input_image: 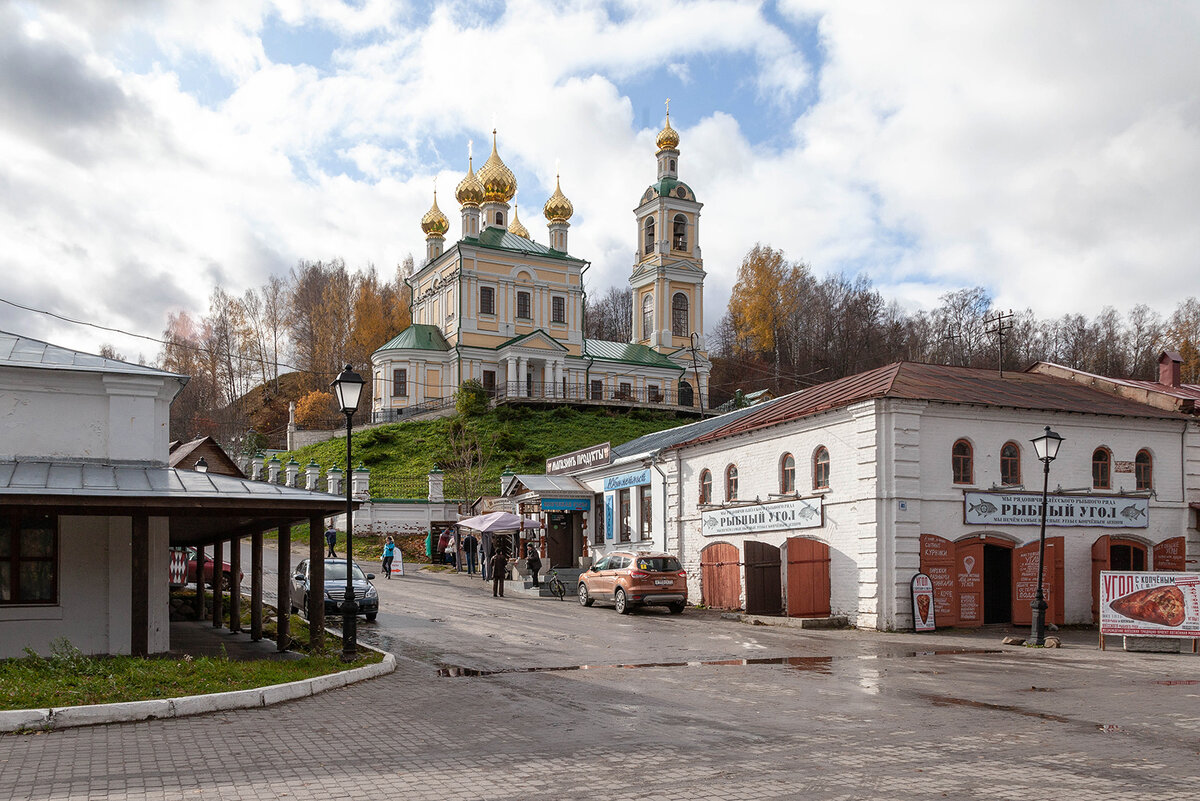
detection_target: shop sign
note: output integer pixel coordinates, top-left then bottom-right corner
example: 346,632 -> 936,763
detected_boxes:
541,497 -> 591,511
700,497 -> 822,537
605,493 -> 615,540
546,442 -> 612,475
964,491 -> 1148,528
911,572 -> 935,632
1099,571 -> 1200,637
603,469 -> 651,491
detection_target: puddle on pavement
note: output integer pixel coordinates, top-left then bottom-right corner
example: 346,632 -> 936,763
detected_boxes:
918,693 -> 1073,723
437,648 -> 1001,678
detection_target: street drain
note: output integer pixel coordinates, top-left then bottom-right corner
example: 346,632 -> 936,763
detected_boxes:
437,648 -> 1002,678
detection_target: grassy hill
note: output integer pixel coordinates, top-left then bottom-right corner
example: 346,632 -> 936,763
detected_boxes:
281,405 -> 691,498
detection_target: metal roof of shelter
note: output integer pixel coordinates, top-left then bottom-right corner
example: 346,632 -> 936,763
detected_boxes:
0,330 -> 184,380
0,460 -> 352,546
505,474 -> 592,497
681,361 -> 1192,449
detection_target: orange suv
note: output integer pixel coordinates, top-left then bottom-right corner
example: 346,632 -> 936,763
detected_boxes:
577,550 -> 687,615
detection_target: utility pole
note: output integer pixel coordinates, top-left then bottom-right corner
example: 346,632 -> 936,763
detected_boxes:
985,310 -> 1015,377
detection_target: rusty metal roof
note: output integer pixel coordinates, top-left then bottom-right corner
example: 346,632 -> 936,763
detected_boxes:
680,362 -> 1190,448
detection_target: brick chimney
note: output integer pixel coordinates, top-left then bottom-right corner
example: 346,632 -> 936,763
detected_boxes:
1158,351 -> 1183,388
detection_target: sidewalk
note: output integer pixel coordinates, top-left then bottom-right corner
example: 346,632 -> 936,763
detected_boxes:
169,620 -> 304,661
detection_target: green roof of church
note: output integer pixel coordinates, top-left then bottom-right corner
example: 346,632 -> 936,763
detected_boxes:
646,177 -> 696,201
462,226 -> 581,261
374,324 -> 451,354
584,340 -> 683,370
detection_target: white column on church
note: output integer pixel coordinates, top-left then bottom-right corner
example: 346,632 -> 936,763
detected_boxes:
517,357 -> 528,397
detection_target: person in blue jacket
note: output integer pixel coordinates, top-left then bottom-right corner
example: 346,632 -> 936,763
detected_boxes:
381,536 -> 395,579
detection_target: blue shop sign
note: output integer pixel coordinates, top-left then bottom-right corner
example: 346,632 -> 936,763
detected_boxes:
603,469 -> 652,491
541,497 -> 591,511
605,493 -> 615,540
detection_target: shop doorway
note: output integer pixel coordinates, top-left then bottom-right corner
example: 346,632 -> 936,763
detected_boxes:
546,512 -> 573,568
1091,535 -> 1148,622
744,540 -> 782,616
782,537 -> 831,618
982,543 -> 1012,624
700,542 -> 741,610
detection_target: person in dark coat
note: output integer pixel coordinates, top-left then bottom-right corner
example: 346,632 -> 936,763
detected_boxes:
525,543 -> 542,587
324,526 -> 337,557
490,547 -> 509,598
462,531 -> 479,575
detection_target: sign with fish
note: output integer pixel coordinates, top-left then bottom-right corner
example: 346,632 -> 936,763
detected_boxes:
1099,572 -> 1200,637
701,497 -> 822,537
963,491 -> 1149,528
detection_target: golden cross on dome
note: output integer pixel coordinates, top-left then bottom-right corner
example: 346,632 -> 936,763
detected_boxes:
665,98 -> 670,118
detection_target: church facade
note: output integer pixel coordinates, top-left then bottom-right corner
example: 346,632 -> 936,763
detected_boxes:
371,111 -> 711,421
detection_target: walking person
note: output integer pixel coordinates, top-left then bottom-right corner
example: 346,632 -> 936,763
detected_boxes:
526,543 -> 542,587
490,546 -> 509,598
381,535 -> 395,579
325,525 -> 337,557
462,531 -> 479,575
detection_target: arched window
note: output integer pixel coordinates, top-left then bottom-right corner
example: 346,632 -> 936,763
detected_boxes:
952,439 -> 973,484
699,469 -> 712,504
1000,442 -> 1021,486
1093,448 -> 1112,489
672,214 -> 688,250
1135,449 -> 1152,491
672,292 -> 689,337
678,379 -> 694,407
643,217 -> 655,254
641,294 -> 654,339
813,446 -> 830,490
725,465 -> 738,502
780,454 -> 795,494
495,211 -> 503,225
669,158 -> 676,172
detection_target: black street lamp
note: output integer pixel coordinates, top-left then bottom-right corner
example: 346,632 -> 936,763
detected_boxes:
1029,425 -> 1064,646
331,364 -> 365,661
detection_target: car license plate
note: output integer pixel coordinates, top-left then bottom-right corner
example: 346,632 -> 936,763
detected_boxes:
654,579 -> 673,585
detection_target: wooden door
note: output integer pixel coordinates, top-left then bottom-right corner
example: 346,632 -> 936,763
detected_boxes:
955,540 -> 985,627
782,537 -> 831,617
1091,535 -> 1110,623
1012,537 -> 1064,626
744,541 -> 782,616
700,542 -> 742,610
546,513 -> 572,569
1154,537 -> 1186,571
920,534 -> 957,627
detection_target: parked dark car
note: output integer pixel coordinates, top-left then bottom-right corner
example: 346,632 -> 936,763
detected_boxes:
289,558 -> 379,622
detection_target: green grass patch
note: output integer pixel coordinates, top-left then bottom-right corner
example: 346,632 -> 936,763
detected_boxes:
0,638 -> 382,711
280,405 -> 689,493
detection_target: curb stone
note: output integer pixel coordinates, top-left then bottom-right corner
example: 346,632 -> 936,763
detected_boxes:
0,651 -> 396,734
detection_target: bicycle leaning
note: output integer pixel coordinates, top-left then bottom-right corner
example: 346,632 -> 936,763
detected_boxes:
545,566 -> 567,600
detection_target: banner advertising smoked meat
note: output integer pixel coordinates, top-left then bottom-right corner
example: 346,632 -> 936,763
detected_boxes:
1099,571 -> 1200,638
911,572 -> 935,632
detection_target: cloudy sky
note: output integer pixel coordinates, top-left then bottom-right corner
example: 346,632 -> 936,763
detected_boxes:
3,0 -> 1199,359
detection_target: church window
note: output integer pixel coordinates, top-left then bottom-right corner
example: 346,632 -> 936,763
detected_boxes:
517,291 -> 531,320
644,217 -> 655,254
495,211 -> 503,225
671,293 -> 689,337
669,158 -> 676,172
480,286 -> 495,316
590,379 -> 603,400
552,296 -> 566,324
672,214 -> 687,250
642,294 -> 654,339
392,369 -> 407,398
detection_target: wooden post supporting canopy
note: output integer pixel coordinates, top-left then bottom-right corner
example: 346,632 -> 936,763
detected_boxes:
250,530 -> 263,641
131,513 -> 150,657
309,515 -> 325,651
277,524 -> 291,651
212,538 -> 223,628
194,545 -> 206,621
229,535 -> 242,632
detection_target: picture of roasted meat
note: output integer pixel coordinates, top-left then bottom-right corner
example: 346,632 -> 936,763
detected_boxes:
1110,585 -> 1186,627
916,594 -> 931,622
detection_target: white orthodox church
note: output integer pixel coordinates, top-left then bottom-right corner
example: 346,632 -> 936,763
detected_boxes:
370,110 -> 711,421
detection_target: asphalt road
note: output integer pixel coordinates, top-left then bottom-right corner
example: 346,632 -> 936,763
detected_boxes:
4,552 -> 1200,801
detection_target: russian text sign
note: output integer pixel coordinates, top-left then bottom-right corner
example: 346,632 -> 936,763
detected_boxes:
964,491 -> 1148,528
1099,571 -> 1200,637
546,442 -> 612,475
701,497 -> 822,537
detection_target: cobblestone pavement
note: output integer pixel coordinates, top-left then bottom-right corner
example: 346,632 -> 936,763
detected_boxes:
3,565 -> 1200,800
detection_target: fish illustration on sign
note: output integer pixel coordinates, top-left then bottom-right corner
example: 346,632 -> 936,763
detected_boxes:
796,505 -> 818,520
968,500 -> 997,516
1119,504 -> 1146,520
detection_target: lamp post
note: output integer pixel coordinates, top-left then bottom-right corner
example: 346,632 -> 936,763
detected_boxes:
1029,425 -> 1064,646
331,364 -> 365,661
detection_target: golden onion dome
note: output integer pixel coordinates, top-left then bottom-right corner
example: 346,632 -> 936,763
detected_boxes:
542,174 -> 574,223
455,156 -> 484,207
420,191 -> 449,237
507,205 -> 530,239
656,107 -> 680,152
477,130 -> 517,203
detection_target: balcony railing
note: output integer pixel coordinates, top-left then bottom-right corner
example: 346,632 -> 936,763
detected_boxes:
493,381 -> 695,408
371,395 -> 457,424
